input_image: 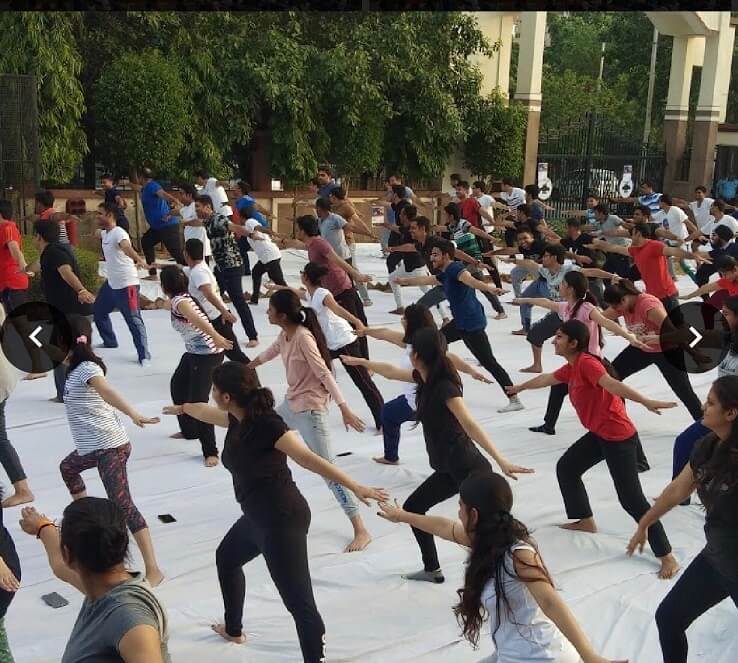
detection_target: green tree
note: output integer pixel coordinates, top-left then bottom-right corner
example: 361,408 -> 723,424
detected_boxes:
463,93 -> 527,180
93,50 -> 188,176
0,13 -> 87,183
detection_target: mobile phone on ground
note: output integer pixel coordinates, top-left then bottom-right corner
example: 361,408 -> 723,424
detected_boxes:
158,514 -> 176,524
42,592 -> 69,609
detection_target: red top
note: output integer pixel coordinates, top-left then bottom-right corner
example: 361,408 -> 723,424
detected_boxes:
0,221 -> 28,291
553,353 -> 637,441
716,277 -> 738,297
38,207 -> 78,246
628,240 -> 677,299
307,237 -> 351,296
458,197 -> 482,228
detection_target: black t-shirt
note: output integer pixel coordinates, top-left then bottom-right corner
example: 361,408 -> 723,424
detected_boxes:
40,243 -> 93,316
104,187 -> 129,229
415,237 -> 437,274
561,232 -> 600,265
388,225 -> 424,273
690,433 -> 738,581
221,412 -> 308,525
520,238 -> 547,262
415,374 -> 487,473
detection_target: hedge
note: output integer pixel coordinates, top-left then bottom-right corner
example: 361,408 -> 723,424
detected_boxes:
21,236 -> 102,302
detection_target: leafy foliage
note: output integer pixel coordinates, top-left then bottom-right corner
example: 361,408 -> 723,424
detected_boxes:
93,50 -> 188,177
0,13 -> 87,183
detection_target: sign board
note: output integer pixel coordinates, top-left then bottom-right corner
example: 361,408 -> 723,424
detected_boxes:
537,162 -> 552,201
618,165 -> 633,198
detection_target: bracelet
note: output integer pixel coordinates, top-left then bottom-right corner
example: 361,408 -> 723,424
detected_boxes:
36,520 -> 56,539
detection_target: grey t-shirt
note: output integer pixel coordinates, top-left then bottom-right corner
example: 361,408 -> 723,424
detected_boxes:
593,214 -> 629,246
62,574 -> 170,663
319,212 -> 351,258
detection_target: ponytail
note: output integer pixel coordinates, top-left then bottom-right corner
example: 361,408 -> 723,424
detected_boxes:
268,289 -> 333,371
66,315 -> 106,376
211,361 -> 272,427
603,279 -> 642,306
564,271 -> 603,348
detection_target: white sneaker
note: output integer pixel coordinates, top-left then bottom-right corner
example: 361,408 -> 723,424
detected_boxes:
363,299 -> 374,307
138,359 -> 152,369
497,398 -> 524,413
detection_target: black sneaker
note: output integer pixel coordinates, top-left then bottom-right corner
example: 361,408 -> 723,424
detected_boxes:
637,460 -> 651,473
529,424 -> 555,435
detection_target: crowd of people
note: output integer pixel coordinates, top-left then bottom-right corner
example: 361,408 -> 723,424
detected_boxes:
0,170 -> 736,663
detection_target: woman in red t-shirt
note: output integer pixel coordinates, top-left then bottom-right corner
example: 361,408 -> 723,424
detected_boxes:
678,255 -> 738,312
507,319 -> 680,579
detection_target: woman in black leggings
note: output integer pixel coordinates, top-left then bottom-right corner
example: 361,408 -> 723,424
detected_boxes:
163,361 -> 387,661
0,489 -> 20,660
508,319 -> 680,579
601,280 -> 704,421
628,375 -> 738,663
342,327 -> 533,583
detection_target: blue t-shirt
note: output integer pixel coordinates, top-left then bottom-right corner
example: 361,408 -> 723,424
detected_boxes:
436,261 -> 486,332
236,197 -> 268,227
638,192 -> 663,214
141,181 -> 176,229
718,178 -> 738,201
235,195 -> 255,211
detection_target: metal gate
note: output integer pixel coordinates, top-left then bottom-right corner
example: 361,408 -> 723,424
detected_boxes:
537,112 -> 664,222
0,74 -> 40,217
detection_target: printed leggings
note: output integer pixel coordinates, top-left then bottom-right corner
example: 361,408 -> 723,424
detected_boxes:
59,443 -> 146,533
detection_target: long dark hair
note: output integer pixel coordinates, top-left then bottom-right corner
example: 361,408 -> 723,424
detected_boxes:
694,375 -> 738,511
302,261 -> 329,287
563,271 -> 602,348
453,471 -> 551,648
724,295 -> 738,355
160,264 -> 189,297
211,361 -> 270,427
603,279 -> 642,306
269,289 -> 333,371
402,303 -> 435,345
61,497 -> 129,573
412,327 -> 461,420
67,316 -> 106,376
558,319 -> 618,379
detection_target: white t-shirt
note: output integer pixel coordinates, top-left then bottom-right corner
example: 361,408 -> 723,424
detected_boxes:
475,193 -> 494,209
101,226 -> 139,290
400,345 -> 417,411
660,205 -> 688,243
500,187 -> 526,211
701,214 -> 738,237
64,362 -> 130,456
181,202 -> 212,256
689,198 -> 715,228
203,178 -> 233,217
481,542 -> 579,663
243,219 -> 281,264
184,262 -> 221,321
308,287 -> 355,351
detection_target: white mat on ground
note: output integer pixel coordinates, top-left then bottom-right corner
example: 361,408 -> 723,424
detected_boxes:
5,245 -> 734,662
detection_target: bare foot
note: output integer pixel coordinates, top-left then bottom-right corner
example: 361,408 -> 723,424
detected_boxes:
511,329 -> 527,336
170,432 -> 185,439
48,396 -> 63,403
494,312 -> 508,320
211,624 -> 246,644
23,372 -> 47,381
1,491 -> 34,508
204,456 -> 219,467
519,365 -> 542,373
146,569 -> 165,587
246,339 -> 259,349
345,530 -> 372,552
658,554 -> 680,580
373,456 -> 399,465
559,518 -> 597,533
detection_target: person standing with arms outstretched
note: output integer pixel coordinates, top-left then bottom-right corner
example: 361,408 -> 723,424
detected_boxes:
93,202 -> 151,366
131,168 -> 185,280
342,327 -> 533,583
395,238 -> 523,413
627,375 -> 738,663
507,319 -> 680,579
59,317 -> 164,586
378,471 -> 627,663
248,289 -> 376,552
164,361 -> 387,660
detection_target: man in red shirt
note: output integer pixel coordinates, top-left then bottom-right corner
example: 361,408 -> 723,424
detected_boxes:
0,199 -> 29,311
282,215 -> 373,357
34,190 -> 79,247
454,181 -> 495,229
590,222 -> 710,313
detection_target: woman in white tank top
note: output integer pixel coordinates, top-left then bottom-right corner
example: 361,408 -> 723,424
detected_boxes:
378,471 -> 626,663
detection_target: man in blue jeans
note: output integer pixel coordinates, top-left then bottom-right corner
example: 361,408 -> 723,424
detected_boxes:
93,202 -> 150,365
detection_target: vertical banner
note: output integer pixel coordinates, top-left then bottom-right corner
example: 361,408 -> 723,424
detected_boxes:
537,162 -> 552,200
371,205 -> 385,225
619,165 -> 633,198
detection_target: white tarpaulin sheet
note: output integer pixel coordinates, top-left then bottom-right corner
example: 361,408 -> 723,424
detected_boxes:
4,246 -> 734,662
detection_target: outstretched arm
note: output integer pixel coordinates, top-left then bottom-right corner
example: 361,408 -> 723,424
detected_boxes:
339,356 -> 414,382
596,373 -> 676,413
162,402 -> 230,428
512,297 -> 559,312
457,268 -> 507,296
506,373 -> 561,395
377,502 -> 471,547
88,375 -> 159,427
587,239 -> 630,256
357,326 -> 406,347
679,281 -> 718,300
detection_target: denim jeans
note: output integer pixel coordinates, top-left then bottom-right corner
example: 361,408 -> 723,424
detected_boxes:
381,395 -> 416,462
519,278 -> 552,331
510,265 -> 530,298
276,401 -> 359,519
93,282 -> 149,362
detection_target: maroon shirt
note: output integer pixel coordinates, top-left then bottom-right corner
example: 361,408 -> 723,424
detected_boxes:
307,237 -> 351,295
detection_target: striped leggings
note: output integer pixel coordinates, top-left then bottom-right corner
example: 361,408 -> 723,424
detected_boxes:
59,443 -> 147,533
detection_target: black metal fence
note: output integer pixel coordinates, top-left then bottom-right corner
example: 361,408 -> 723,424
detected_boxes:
538,113 -> 665,222
0,74 -> 40,217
